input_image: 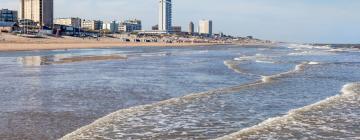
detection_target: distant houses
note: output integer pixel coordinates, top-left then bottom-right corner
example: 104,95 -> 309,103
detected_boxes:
0,9 -> 18,22
119,19 -> 142,33
0,21 -> 19,32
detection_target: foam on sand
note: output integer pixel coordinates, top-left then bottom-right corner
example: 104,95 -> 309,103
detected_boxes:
217,82 -> 360,140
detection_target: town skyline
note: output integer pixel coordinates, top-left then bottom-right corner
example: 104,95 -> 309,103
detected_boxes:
2,0 -> 360,43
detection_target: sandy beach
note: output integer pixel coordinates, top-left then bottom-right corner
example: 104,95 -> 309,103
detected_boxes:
0,33 -> 229,52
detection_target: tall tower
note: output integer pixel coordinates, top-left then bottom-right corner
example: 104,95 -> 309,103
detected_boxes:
20,0 -> 54,27
199,20 -> 213,36
189,21 -> 194,34
159,0 -> 172,32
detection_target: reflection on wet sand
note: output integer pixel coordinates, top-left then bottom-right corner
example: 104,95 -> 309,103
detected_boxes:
18,54 -> 127,66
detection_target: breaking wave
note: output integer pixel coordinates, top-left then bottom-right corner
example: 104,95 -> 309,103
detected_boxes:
223,60 -> 252,75
261,61 -> 320,83
217,82 -> 360,140
61,59 -> 319,140
287,44 -> 332,50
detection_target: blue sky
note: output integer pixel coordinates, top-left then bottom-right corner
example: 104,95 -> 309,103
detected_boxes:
2,0 -> 360,43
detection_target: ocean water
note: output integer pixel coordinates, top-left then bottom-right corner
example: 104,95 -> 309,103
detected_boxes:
0,44 -> 359,139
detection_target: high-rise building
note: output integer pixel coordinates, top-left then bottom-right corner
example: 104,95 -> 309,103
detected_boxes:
152,24 -> 159,31
20,0 -> 54,27
0,9 -> 18,22
199,20 -> 213,36
119,19 -> 142,33
103,21 -> 119,33
54,18 -> 81,28
81,20 -> 103,31
159,0 -> 172,32
188,21 -> 194,34
172,26 -> 181,33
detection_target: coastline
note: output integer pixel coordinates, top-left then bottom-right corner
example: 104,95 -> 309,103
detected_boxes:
0,33 -> 274,52
0,42 -> 227,52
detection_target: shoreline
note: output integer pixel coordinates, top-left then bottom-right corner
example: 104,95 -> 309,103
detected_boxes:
0,42 -> 229,52
0,33 -> 275,52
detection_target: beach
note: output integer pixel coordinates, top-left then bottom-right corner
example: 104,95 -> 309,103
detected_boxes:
0,33 -> 276,52
0,33 -> 233,52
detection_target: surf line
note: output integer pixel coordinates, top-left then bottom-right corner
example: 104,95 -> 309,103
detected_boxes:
61,61 -> 318,139
216,82 -> 360,140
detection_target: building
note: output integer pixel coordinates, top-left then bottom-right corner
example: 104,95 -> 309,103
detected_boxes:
54,18 -> 81,28
0,9 -> 18,22
152,24 -> 159,31
0,21 -> 19,32
20,0 -> 54,27
119,19 -> 142,33
53,24 -> 81,36
159,0 -> 172,32
199,20 -> 213,36
102,21 -> 119,33
188,21 -> 194,34
172,26 -> 181,33
81,20 -> 102,31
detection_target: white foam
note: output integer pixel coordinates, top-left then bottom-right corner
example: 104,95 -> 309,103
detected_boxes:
62,61 -> 316,140
255,60 -> 275,64
224,60 -> 247,74
261,62 -> 309,83
288,51 -> 333,56
287,44 -> 331,50
216,82 -> 360,140
233,54 -> 276,65
308,61 -> 320,65
328,48 -> 360,53
341,83 -> 360,95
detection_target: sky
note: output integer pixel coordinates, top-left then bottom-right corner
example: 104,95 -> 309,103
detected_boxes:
2,0 -> 360,44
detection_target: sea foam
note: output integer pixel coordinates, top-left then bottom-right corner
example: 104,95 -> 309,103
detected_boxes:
216,82 -> 360,140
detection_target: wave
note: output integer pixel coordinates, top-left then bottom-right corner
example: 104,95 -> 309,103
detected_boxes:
328,48 -> 360,53
286,44 -> 336,56
223,60 -> 252,75
287,44 -> 332,50
216,82 -> 360,140
261,61 -> 320,83
287,51 -> 334,56
61,61 -> 318,139
233,54 -> 275,63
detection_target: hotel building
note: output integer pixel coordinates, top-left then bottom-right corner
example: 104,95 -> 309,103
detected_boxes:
20,0 -> 54,27
103,21 -> 119,33
81,20 -> 103,31
159,0 -> 172,32
188,21 -> 194,34
199,20 -> 213,36
54,18 -> 81,28
0,9 -> 18,22
119,19 -> 142,33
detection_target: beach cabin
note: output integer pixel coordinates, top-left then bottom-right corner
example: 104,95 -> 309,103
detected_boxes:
0,21 -> 18,33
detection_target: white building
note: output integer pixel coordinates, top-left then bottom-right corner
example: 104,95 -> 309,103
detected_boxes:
159,0 -> 172,32
199,20 -> 213,36
119,19 -> 142,33
81,20 -> 102,31
103,21 -> 119,33
20,0 -> 54,27
54,18 -> 81,28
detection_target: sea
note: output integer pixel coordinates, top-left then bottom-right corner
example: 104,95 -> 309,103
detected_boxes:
0,44 -> 359,140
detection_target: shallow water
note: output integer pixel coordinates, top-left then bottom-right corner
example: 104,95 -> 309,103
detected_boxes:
0,45 -> 359,140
